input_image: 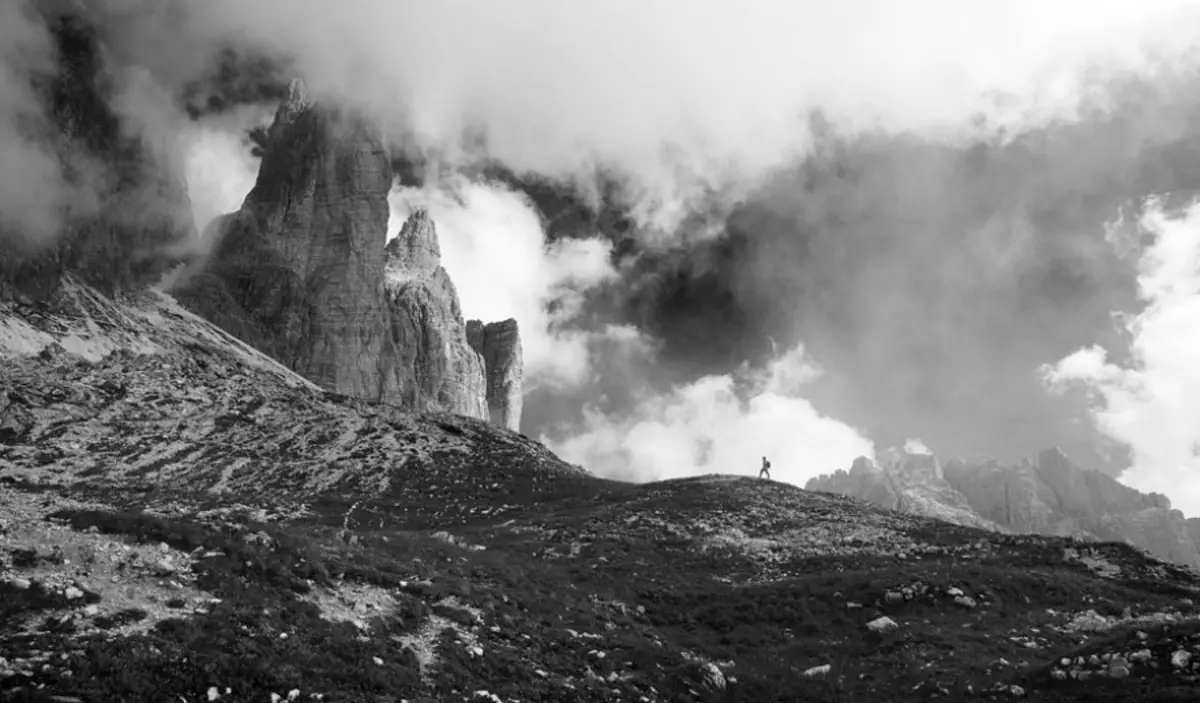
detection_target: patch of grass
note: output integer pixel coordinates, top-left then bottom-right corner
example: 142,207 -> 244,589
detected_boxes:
10,508 -> 427,702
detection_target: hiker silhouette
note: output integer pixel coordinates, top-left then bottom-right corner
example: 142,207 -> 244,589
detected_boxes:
759,456 -> 771,479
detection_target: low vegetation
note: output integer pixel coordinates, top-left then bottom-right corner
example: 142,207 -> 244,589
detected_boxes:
3,475 -> 1200,702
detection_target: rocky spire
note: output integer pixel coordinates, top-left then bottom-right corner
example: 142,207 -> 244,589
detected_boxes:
385,209 -> 443,280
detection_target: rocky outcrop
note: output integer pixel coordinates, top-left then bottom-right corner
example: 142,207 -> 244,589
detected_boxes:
466,319 -> 523,432
173,80 -> 522,426
806,452 -> 1000,530
809,447 -> 1200,569
942,457 -> 1068,534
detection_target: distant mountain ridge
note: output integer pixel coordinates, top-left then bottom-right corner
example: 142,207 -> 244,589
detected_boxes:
807,447 -> 1200,569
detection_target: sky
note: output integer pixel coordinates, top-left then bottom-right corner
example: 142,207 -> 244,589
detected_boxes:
8,0 -> 1200,515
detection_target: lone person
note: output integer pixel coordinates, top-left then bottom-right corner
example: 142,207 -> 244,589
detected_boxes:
759,456 -> 771,480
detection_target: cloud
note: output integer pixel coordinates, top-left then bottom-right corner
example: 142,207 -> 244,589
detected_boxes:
1042,197 -> 1200,517
182,0 -> 1200,234
545,344 -> 875,484
0,1 -> 201,263
181,105 -> 273,237
387,176 -> 647,391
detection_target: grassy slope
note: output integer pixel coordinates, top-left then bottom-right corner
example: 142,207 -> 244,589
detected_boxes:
3,473 -> 1200,703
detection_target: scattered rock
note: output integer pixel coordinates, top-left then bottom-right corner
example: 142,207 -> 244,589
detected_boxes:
867,616 -> 899,632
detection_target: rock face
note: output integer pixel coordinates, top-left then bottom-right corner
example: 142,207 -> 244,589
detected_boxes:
807,452 -> 1000,530
383,211 -> 488,419
808,447 -> 1200,569
173,80 -> 522,426
466,319 -> 524,431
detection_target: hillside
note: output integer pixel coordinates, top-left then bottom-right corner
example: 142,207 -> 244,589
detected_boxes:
3,281 -> 1200,703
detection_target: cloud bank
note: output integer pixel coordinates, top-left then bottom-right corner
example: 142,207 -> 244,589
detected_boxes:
546,344 -> 875,483
187,0 -> 1200,233
0,0 -> 61,244
1044,198 -> 1200,517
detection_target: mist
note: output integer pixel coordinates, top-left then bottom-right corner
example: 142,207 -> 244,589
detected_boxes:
183,0 -> 1200,232
0,0 -> 74,244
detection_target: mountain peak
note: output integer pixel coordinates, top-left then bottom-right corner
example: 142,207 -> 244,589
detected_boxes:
385,209 -> 443,279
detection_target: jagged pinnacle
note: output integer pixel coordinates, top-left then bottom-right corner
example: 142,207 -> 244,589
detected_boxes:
385,209 -> 442,277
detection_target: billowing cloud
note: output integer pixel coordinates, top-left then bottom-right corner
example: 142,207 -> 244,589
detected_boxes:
1043,197 -> 1200,516
180,105 -> 273,237
545,344 -> 875,484
179,0 -> 1200,233
0,0 -> 69,244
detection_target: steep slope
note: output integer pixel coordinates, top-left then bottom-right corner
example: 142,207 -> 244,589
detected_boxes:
0,278 -> 576,522
4,285 -> 1200,703
809,448 -> 1200,570
172,80 -> 522,426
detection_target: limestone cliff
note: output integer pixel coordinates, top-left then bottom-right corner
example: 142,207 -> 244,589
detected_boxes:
466,318 -> 524,431
173,80 -> 520,425
383,210 -> 488,419
808,447 -> 1200,569
806,452 -> 1000,530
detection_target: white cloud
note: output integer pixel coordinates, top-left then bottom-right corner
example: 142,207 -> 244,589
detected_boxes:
388,177 -> 642,390
1043,197 -> 1200,517
546,344 -> 875,484
186,0 -> 1200,234
181,106 -> 271,237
